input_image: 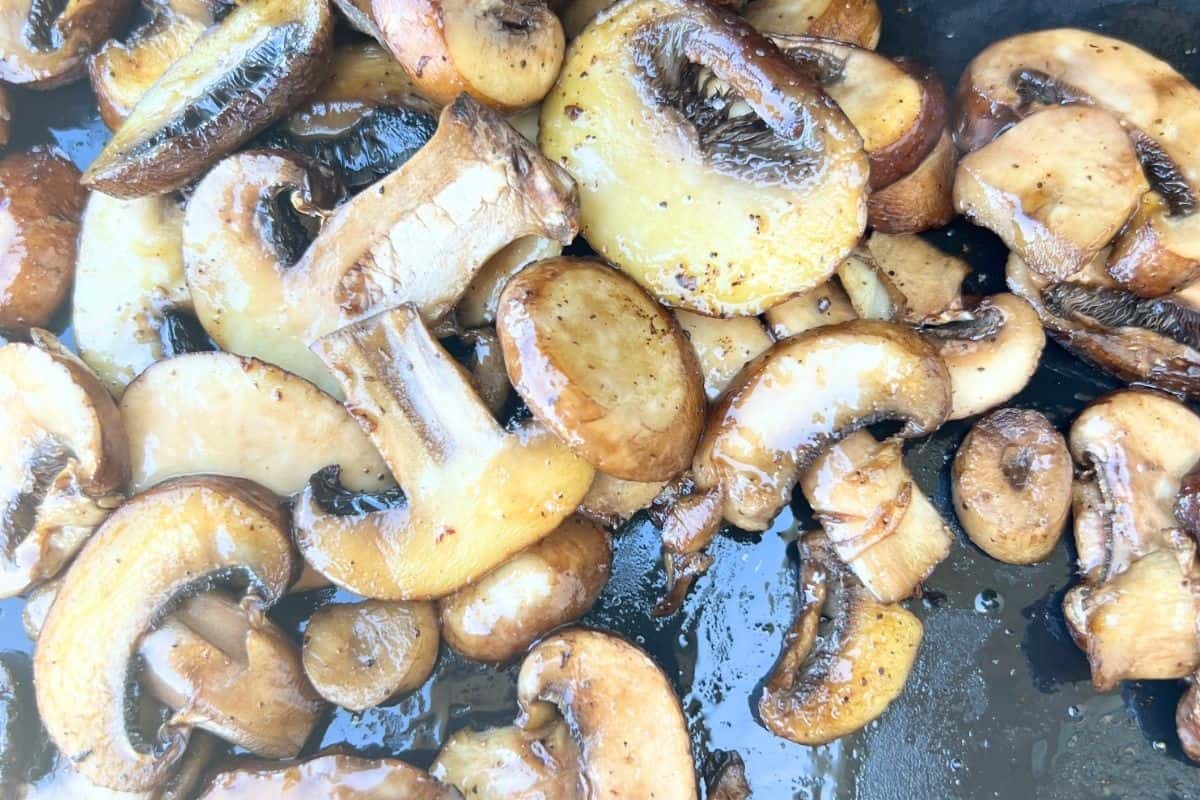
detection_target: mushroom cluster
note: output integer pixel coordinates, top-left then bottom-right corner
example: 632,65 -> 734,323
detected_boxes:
1,0 -> 1199,793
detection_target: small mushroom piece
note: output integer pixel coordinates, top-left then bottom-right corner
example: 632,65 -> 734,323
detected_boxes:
674,311 -> 774,402
1178,679 -> 1200,762
1175,461 -> 1200,538
198,755 -> 462,799
0,148 -> 87,331
951,408 -> 1071,564
119,352 -> 391,495
954,105 -> 1147,281
650,479 -> 724,616
296,305 -> 594,600
836,250 -> 907,322
0,86 -> 9,146
456,237 -> 563,329
577,472 -> 666,528
764,280 -> 857,338
0,0 -> 131,87
742,0 -> 880,47
867,130 -> 957,234
704,751 -> 751,800
800,431 -> 953,603
452,328 -> 510,417
81,0 -> 334,197
497,257 -> 705,482
758,530 -> 923,745
34,476 -> 295,791
0,652 -> 45,789
540,0 -> 868,316
694,320 -> 951,531
0,333 -> 128,598
431,721 -> 582,800
302,600 -> 439,711
863,232 -> 970,323
440,516 -> 611,663
516,628 -> 697,799
22,732 -> 217,800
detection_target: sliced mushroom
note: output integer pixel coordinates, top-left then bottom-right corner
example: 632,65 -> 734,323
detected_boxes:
954,105 -> 1147,281
577,472 -> 666,528
704,751 -> 751,800
758,530 -> 922,744
650,478 -> 725,615
497,257 -> 705,481
0,86 -> 10,146
864,232 -> 969,323
0,652 -> 46,789
296,305 -> 594,600
868,130 -> 957,234
81,0 -> 334,197
516,628 -> 697,799
694,320 -> 951,531
0,0 -> 130,87
1179,679 -> 1200,762
119,352 -> 391,495
674,310 -> 774,402
22,732 -> 217,800
198,755 -> 462,799
742,0 -> 880,47
952,408 -> 1071,564
302,600 -> 439,711
440,515 -> 611,663
456,237 -> 562,329
836,250 -> 907,322
34,476 -> 295,791
185,96 -> 578,391
431,721 -> 582,800
540,0 -> 868,315
800,431 -> 953,603
764,280 -> 857,338
0,148 -> 87,330
0,332 -> 128,598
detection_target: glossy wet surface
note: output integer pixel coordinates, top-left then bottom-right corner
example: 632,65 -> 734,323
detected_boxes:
6,1 -> 1200,798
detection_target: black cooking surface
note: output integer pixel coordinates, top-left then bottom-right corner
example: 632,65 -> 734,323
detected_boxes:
7,1 -> 1200,798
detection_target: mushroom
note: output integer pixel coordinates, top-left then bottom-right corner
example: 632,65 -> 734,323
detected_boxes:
34,476 -> 298,791
1178,679 -> 1200,762
198,754 -> 462,799
539,0 -> 869,316
868,130 -> 957,234
861,232 -> 970,323
295,305 -> 594,600
758,530 -> 923,744
1175,461 -> 1200,539
450,328 -> 511,417
302,599 -> 439,711
184,96 -> 579,392
456,237 -> 563,329
119,352 -> 391,495
836,249 -> 908,322
22,733 -> 217,800
431,721 -> 582,799
704,751 -> 751,800
951,408 -> 1072,564
953,105 -> 1147,281
764,280 -> 857,338
693,319 -> 951,531
674,310 -> 774,402
649,477 -> 725,615
81,0 -> 334,197
0,332 -> 128,598
440,515 -> 611,663
0,148 -> 87,331
496,257 -> 705,482
576,473 -> 664,529
800,431 -> 954,603
0,0 -> 130,87
0,652 -> 46,789
515,628 -> 698,799
0,85 -> 9,146
742,0 -> 880,47
332,0 -> 563,111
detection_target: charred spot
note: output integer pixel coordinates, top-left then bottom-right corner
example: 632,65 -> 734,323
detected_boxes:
490,0 -> 540,34
257,184 -> 322,268
0,438 -> 69,554
1043,282 -> 1200,352
160,310 -> 218,357
22,0 -> 68,52
1131,133 -> 1196,217
309,465 -> 406,517
919,305 -> 1005,341
1012,68 -> 1090,109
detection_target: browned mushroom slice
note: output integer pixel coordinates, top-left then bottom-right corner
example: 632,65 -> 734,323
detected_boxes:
801,431 -> 953,603
674,311 -> 774,402
26,731 -> 218,799
836,250 -> 907,322
440,516 -> 611,663
456,237 -> 563,329
864,232 -> 969,323
578,472 -> 666,527
198,755 -> 462,799
868,130 -> 957,234
452,328 -> 510,417
952,408 -> 1071,564
764,280 -> 857,338
1179,679 -> 1200,763
759,531 -> 922,745
650,478 -> 724,616
0,148 -> 86,330
0,0 -> 131,87
954,106 -> 1147,281
540,0 -> 868,316
0,85 -> 10,146
743,0 -> 880,47
82,0 -> 333,197
431,721 -> 582,799
694,320 -> 951,531
498,257 -> 705,481
1175,461 -> 1200,539
705,751 -> 752,800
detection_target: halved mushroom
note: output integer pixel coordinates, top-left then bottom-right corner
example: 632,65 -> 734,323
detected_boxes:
540,0 -> 868,316
81,0 -> 334,197
440,515 -> 611,663
119,352 -> 391,495
952,408 -> 1071,564
674,311 -> 774,402
863,232 -> 970,323
431,720 -> 582,799
868,130 -> 957,233
800,431 -> 953,603
694,320 -> 951,531
577,472 -> 666,528
456,237 -> 563,329
764,280 -> 857,338
758,530 -> 922,744
0,148 -> 87,330
0,652 -> 46,789
295,305 -> 594,600
742,0 -> 880,47
302,599 -> 439,711
198,755 -> 462,799
34,476 -> 296,791
0,332 -> 128,598
0,0 -> 130,87
185,96 -> 579,391
332,0 -> 563,111
516,628 -> 697,799
497,257 -> 705,481
954,105 -> 1147,281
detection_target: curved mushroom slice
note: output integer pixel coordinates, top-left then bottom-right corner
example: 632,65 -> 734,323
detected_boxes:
120,352 -> 391,495
497,257 -> 705,482
674,311 -> 774,402
296,305 -> 594,600
198,755 -> 462,799
742,0 -> 880,46
868,130 -> 957,234
578,472 -> 666,528
758,530 -> 922,745
1179,680 -> 1200,762
954,106 -> 1146,281
0,652 -> 46,789
82,0 -> 333,197
764,280 -> 857,338
516,628 -> 697,799
1176,461 -> 1200,539
952,408 -> 1071,565
864,232 -> 969,323
440,516 -> 611,663
836,250 -> 907,322
540,0 -> 868,316
694,320 -> 951,531
0,85 -> 10,146
0,333 -> 128,598
650,478 -> 725,616
0,0 -> 130,87
302,600 -> 439,711
456,237 -> 562,329
431,721 -> 582,799
23,732 -> 217,800
800,431 -> 953,603
0,148 -> 87,331
34,476 -> 294,791
333,0 -> 562,111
